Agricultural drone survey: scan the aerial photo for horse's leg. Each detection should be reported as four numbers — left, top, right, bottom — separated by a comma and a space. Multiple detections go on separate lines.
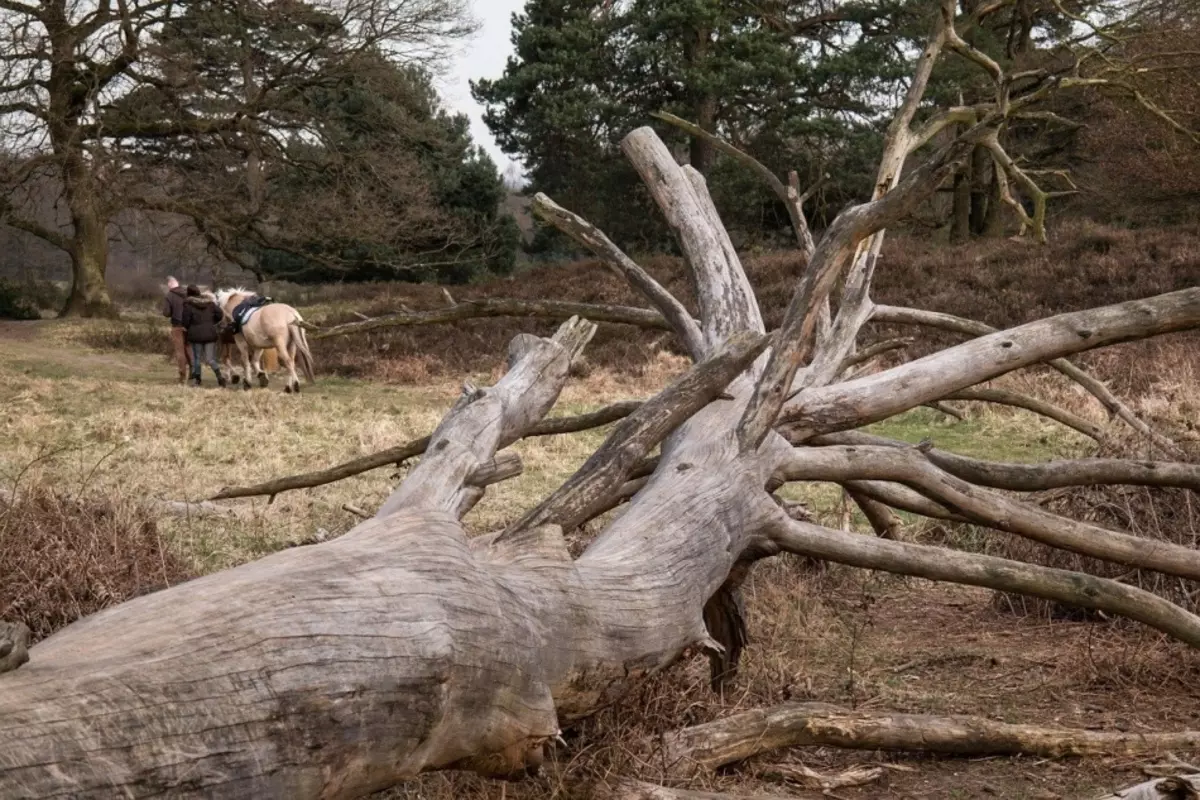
275, 331, 300, 394
253, 348, 268, 388
238, 337, 253, 392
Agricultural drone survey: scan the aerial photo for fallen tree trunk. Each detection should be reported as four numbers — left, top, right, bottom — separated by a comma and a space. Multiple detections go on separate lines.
658, 702, 1200, 776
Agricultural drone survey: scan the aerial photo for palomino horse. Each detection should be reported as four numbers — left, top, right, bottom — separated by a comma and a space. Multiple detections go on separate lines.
213, 288, 315, 393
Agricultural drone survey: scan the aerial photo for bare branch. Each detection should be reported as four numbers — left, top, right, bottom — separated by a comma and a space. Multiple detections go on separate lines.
776, 445, 1200, 582
738, 137, 972, 451
211, 401, 645, 501
870, 304, 1182, 454
765, 513, 1200, 648
943, 387, 1105, 441
622, 127, 765, 351
817, 430, 1200, 494
651, 111, 817, 258
531, 192, 704, 358
786, 289, 1200, 440
376, 317, 597, 519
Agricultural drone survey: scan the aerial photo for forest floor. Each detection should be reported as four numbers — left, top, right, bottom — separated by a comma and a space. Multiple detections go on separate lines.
2, 261, 1199, 798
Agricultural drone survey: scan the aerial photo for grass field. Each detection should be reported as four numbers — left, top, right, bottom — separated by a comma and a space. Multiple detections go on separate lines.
2, 279, 1199, 798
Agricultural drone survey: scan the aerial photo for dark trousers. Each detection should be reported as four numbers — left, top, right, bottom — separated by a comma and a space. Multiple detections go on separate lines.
190, 342, 220, 380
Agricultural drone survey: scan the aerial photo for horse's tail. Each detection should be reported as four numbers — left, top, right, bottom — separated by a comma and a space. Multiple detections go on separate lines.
290, 317, 316, 384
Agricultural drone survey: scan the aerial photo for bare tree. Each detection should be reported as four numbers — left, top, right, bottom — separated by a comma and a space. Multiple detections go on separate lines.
0, 0, 475, 315
3, 1, 1200, 797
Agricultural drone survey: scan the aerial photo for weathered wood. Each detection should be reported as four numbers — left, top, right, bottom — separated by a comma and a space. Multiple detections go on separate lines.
622, 127, 764, 351
600, 777, 819, 800
871, 303, 1181, 454
785, 289, 1200, 439
651, 111, 817, 258
210, 400, 643, 501
777, 445, 1200, 583
502, 331, 770, 538
658, 701, 1200, 776
531, 192, 705, 358
767, 513, 1200, 648
311, 297, 670, 340
817, 430, 1200, 493
738, 136, 970, 450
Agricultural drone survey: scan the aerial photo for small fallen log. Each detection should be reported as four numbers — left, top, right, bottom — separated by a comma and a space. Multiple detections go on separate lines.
757, 763, 886, 791
600, 778, 820, 800
657, 702, 1200, 777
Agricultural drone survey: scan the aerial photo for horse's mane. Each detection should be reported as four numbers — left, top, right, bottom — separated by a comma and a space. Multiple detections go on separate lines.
213, 287, 253, 308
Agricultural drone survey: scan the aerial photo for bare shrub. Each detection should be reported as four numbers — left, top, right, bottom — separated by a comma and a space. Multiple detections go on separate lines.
0, 486, 194, 642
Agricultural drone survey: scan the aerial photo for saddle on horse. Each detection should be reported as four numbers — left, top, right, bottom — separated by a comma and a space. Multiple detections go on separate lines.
227, 295, 273, 335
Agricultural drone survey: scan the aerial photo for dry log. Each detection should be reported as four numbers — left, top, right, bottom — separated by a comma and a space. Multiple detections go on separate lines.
757, 763, 886, 791
658, 701, 1200, 776
311, 297, 670, 340
210, 400, 642, 501
785, 288, 1200, 439
601, 778, 819, 800
943, 386, 1105, 441
871, 303, 1181, 454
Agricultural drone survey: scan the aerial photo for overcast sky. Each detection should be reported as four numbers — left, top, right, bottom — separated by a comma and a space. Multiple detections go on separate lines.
439, 0, 526, 180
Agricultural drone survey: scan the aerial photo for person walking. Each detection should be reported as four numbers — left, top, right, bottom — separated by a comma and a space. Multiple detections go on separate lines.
181, 285, 227, 388
162, 277, 192, 384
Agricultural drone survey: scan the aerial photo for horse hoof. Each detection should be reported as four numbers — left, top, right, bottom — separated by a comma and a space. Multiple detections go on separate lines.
231, 375, 241, 385
257, 374, 269, 388
242, 381, 251, 392
284, 385, 292, 394
293, 382, 301, 394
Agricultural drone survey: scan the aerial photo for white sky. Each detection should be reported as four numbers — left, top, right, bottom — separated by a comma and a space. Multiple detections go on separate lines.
439, 0, 526, 180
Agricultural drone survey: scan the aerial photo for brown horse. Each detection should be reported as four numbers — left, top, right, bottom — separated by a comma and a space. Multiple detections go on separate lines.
214, 288, 315, 393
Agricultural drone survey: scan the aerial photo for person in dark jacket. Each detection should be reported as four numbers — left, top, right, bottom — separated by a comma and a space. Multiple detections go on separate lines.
162, 277, 192, 384
181, 285, 227, 387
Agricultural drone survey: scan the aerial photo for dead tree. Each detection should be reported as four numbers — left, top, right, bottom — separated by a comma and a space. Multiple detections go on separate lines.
3, 2, 1200, 797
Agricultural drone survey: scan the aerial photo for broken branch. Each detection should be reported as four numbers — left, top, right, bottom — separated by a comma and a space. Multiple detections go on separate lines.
659, 700, 1200, 776
210, 400, 643, 501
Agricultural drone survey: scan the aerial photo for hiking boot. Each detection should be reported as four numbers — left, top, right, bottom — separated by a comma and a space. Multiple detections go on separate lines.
190, 376, 202, 388
217, 374, 228, 388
